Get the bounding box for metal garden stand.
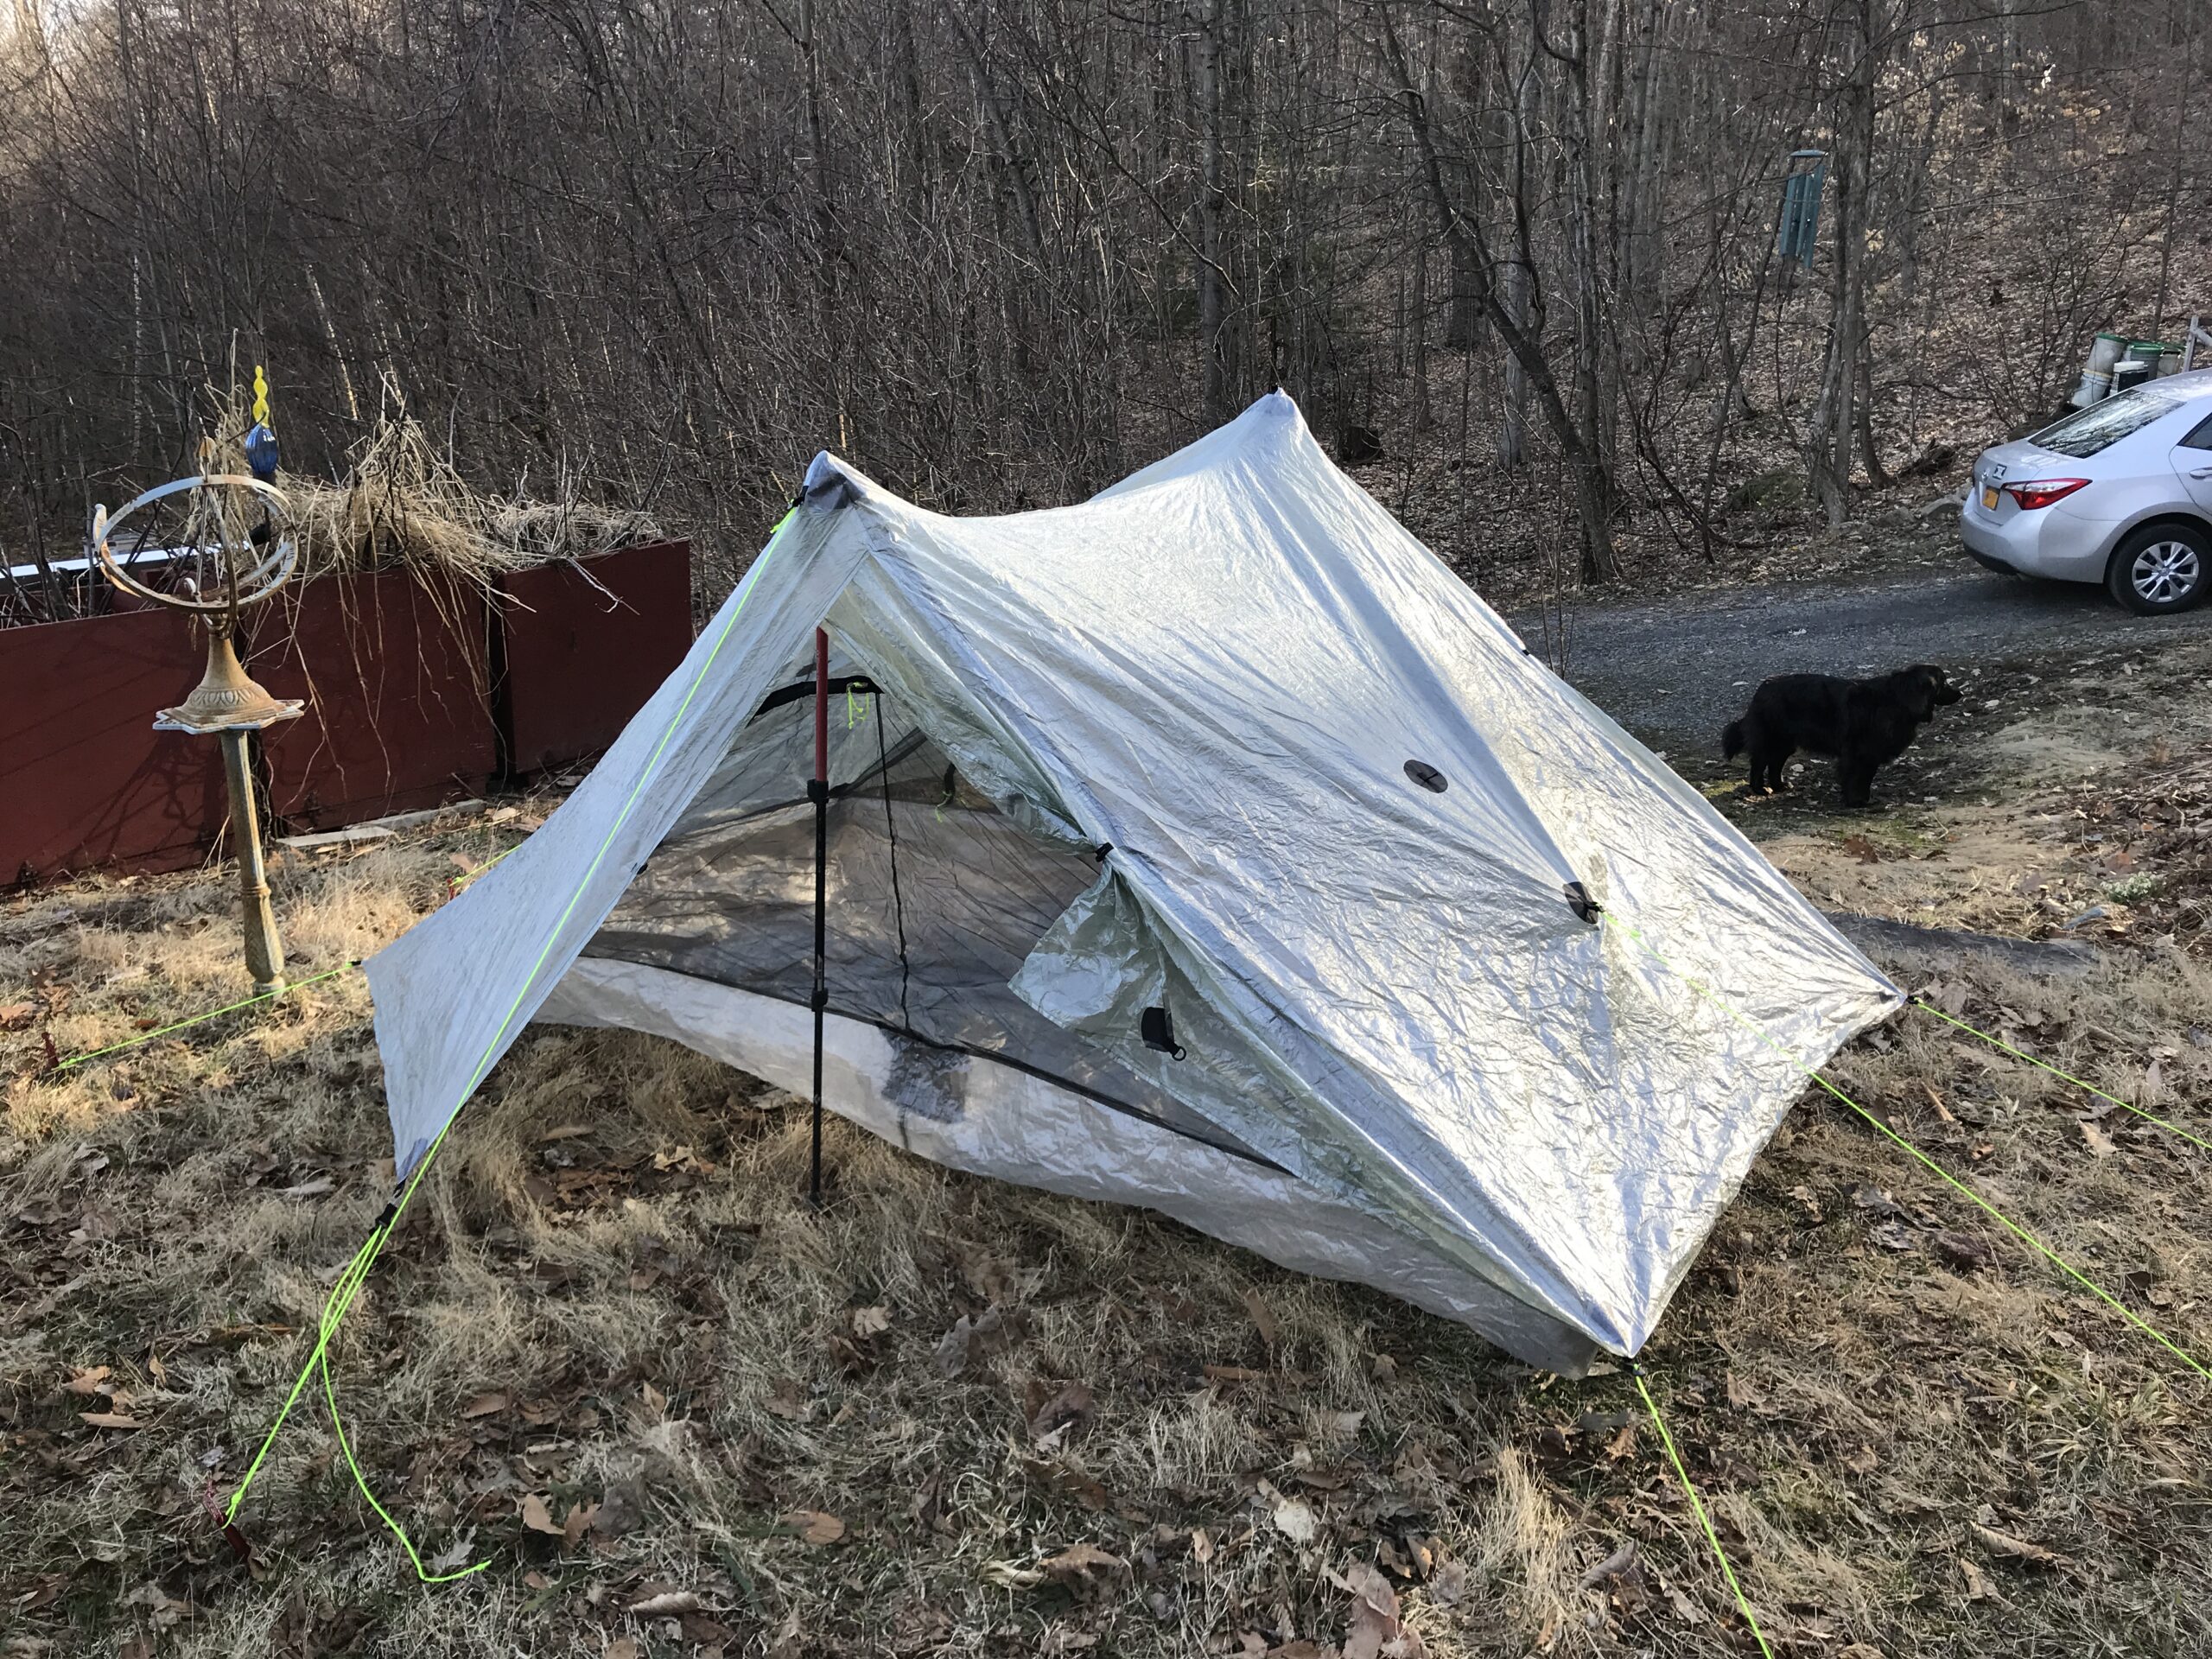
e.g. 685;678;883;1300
92;465;303;992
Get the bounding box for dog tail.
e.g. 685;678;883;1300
1721;718;1745;760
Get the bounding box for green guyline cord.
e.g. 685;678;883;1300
1606;914;2210;1385
223;505;800;1575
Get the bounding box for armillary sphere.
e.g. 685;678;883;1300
92;461;304;990
92;468;304;733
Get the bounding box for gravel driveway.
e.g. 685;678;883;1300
1522;565;2212;749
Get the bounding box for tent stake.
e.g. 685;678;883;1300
808;626;830;1206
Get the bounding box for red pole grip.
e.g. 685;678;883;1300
813;627;830;783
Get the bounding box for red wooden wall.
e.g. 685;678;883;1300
0;542;691;883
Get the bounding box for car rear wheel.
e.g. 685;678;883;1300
2107;524;2212;614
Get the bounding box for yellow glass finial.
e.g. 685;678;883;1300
251;365;271;430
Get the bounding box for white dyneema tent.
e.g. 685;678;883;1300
366;393;1899;1373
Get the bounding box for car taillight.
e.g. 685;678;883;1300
2001;478;2088;511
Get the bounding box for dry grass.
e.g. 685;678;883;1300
7;690;2212;1656
187;374;661;601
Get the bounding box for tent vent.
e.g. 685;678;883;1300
1403;759;1448;793
1141;1006;1187;1061
1563;881;1603;924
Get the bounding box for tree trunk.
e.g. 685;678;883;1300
1805;0;1877;529
1194;0;1230;422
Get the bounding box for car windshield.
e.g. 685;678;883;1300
2031;385;2191;457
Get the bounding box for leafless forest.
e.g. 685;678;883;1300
2;0;2206;592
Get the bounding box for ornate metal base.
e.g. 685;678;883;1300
152;629;303;735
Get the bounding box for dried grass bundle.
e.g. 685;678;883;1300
201;373;661;594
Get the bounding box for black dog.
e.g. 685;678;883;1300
1721;664;1961;807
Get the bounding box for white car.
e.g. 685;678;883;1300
1961;370;2212;613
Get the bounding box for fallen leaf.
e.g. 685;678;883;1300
1204;1363;1267;1383
461;1390;512;1420
1027;1380;1096;1447
1268;1486;1319;1544
62;1365;112;1395
0;1001;35;1030
518;1492;563;1535
1844;1445;1881;1475
1041;1541;1127;1593
1932;1231;1994;1273
1972;1522;2067;1571
2078;1119;2116;1158
782;1509;846;1545
851;1304;893;1338
1841;833;1882;863
1191;1526;1215;1565
1243;1287;1281;1348
279;1175;336;1199
605;1641;641;1659
1578;1541;1637;1588
562;1501;598;1546
762;1376;811;1420
426;1529;478;1572
629;1587;702;1615
1339;1560;1425;1659
1958;1555;1999;1601
79;1411;142;1429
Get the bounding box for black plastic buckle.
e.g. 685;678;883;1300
1141;1006;1187;1062
1564;881;1603;925
805;779;830;807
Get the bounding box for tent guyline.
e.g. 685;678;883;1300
50;960;359;1073
48;842;525;1077
1632;1365;1777;1659
224;505;804;1546
1910;999;2212;1155
1606;914;2212;1386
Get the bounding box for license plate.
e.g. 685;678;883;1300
1981;485;2000;509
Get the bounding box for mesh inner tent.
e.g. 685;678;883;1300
583;685;1264;1162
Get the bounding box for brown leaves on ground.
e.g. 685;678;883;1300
780;1509;846;1545
929;1302;1026;1378
1971;1521;2073;1575
517;1493;595;1546
1334;1560;1427;1659
1026;1378;1095;1448
1040;1541;1128;1596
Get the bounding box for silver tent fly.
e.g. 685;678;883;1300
365;392;1898;1373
